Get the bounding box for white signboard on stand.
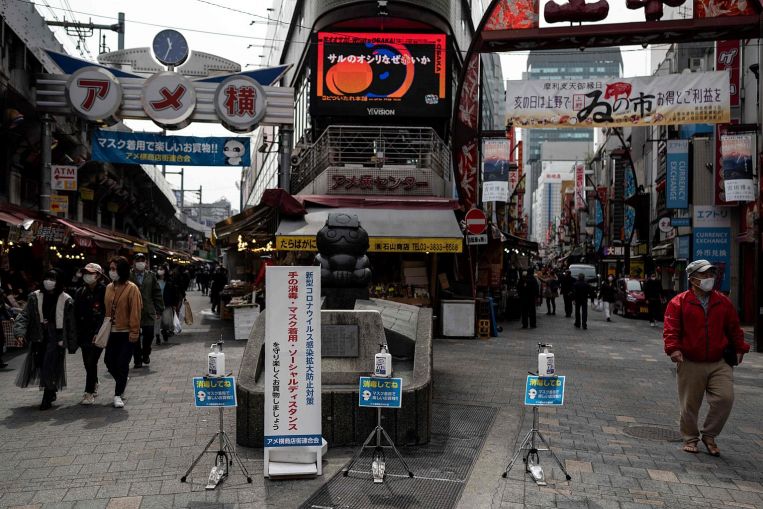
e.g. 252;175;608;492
264;266;323;477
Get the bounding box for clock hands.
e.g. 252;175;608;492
164;37;173;60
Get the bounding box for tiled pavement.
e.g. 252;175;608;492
0;294;762;508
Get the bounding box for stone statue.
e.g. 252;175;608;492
315;213;371;309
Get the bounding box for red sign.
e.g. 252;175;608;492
465;208;487;235
716;40;740;107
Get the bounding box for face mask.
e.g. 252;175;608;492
608;276;613;281
76;272;82;278
696;277;715;292
109;270;119;282
43;279;56;291
83;274;97;285
522;271;528;277
157;269;165;276
134;262;146;271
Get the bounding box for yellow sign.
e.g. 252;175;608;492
276;236;462;254
80;187;94;201
369;237;462;253
50;194;69;214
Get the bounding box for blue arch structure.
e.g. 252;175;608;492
451;0;763;211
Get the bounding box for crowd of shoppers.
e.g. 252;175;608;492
4;256;206;410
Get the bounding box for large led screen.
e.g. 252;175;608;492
313;32;449;118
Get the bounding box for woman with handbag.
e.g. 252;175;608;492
74;263;107;405
104;256;143;409
13;269;77;410
156;264;179;345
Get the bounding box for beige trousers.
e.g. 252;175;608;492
676;359;734;442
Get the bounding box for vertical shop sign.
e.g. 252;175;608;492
482;138;510;202
264;266;322;448
666;140;689;209
574;163;585;210
720;133;755;202
716;40;741;107
692;206;731;291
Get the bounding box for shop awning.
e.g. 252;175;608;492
276;207;463;253
54;218;124;250
500;231;539;253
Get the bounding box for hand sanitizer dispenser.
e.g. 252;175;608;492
538;344;555;377
374;343;392;378
208;342;225;377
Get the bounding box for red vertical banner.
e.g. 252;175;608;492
716;40;740;107
574;163;585;210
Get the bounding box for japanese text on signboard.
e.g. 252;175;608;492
264;267;321;448
506;72;730;128
91;130;251;167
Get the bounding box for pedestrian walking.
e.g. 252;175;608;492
210;267;228;314
560;269;574;318
517;269;539;328
156;264;179;344
644;273;663;327
598;276;616;322
130;253;163;367
13;269;77;410
104;256;142;409
663;259;749;456
573;273;590;329
74;263;107;405
541;270;559;315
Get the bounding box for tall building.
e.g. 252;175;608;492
521;48;623;240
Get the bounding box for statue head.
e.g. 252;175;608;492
316;213;369;255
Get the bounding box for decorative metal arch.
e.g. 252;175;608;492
451;0;763;211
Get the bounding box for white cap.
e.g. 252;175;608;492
686;259;714;277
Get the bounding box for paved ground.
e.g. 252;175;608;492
0;293;762;509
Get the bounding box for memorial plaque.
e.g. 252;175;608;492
321;325;359;357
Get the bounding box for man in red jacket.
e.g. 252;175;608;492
663;259;750;457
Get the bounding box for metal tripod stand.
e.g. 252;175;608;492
502;405;571;484
181;406;253;489
343;407;414;483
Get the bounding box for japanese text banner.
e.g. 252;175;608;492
264;267;322;448
91;130;251;167
506;72;730;129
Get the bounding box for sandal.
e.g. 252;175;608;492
682;441;699;454
701;436;721;457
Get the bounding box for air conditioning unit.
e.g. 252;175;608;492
689;57;704;72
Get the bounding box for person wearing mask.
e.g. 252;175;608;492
130;253;163;368
598;276;616;322
517;269;539;329
104;256;142;408
74;263;107;405
644;273;663;327
156;264;179;345
559;270;575;318
663;260;749;456
573;273;591;330
14;269;77;410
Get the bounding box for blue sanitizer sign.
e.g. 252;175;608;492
193;376;237;407
358;377;403;408
524;376;565;406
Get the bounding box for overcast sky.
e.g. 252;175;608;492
37;0;688;209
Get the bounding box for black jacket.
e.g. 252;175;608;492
159;279;180;308
518;275;539;299
74;282;107;345
560;274;575;295
573;280;591;303
644;279;662;300
598;282;616;303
